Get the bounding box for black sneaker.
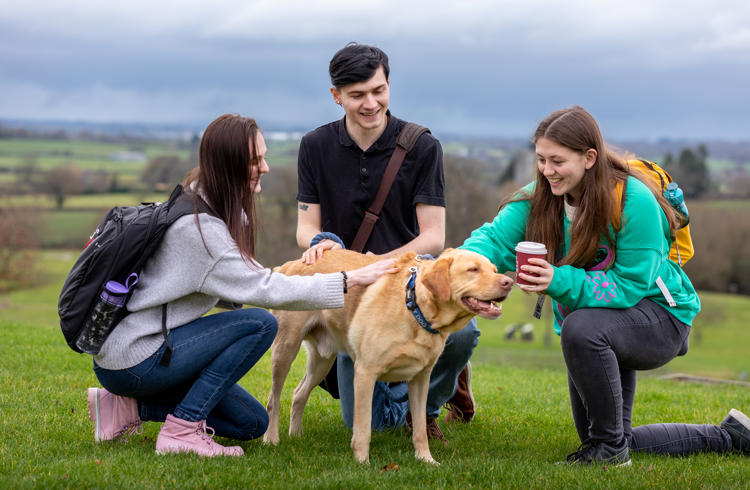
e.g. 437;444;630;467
720;408;750;454
565;439;632;467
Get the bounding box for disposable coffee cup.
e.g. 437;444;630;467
515;241;547;286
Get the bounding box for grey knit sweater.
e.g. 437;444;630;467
94;213;344;370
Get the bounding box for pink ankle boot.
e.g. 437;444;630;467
155;414;244;457
87;387;143;442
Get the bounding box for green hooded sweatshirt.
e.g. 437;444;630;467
460;176;700;335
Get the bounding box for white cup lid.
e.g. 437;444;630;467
515;241;547;254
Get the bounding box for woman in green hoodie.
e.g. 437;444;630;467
461;106;749;465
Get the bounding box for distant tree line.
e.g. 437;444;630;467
662;144;711;198
1;135;747;210
0;124;199;147
0;139;199;208
3;158;139;209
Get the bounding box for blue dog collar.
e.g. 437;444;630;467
405;267;439;334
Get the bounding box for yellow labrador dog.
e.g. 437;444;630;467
263;248;513;465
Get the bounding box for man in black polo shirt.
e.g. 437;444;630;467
296;43;479;437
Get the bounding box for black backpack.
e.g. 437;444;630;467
58;184;209;365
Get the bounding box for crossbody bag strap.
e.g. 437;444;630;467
350;122;429;253
158;303;173;366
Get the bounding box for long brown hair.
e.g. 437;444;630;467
183;114;260;261
507;106;677;268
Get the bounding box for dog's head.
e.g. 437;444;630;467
417;248;513;321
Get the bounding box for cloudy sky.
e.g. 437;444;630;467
1;0;749;140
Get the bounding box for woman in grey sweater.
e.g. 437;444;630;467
86;114;396;457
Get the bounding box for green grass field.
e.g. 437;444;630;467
0;154;147;173
1;252;749;488
0;138;188;189
0;137;295;174
0;138;189;160
4;191;168;209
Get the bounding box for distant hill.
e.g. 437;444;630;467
2;119;750;165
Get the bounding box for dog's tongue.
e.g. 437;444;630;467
465;296;502;319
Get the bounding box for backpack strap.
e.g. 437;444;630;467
155;184;214;366
638;159;671;187
350;122;430;253
612;177;628;232
159;304;173;366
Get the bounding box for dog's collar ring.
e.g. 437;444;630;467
405;267;439;335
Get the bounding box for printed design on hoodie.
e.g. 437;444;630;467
586;271;617;303
589;245;613;272
557;303;571;318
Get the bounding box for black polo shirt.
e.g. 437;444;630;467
297;113;445;255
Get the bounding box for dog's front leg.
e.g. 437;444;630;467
407;369;439;465
351;366;377;464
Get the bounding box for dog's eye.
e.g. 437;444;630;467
468;267;479;273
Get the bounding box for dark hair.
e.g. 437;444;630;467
503;106;677;268
183;114;260;261
329;42;390;88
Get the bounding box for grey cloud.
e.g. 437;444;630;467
2;1;750;139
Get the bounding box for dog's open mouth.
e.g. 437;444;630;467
461;296;505;319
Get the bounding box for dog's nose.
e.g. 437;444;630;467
497;275;513;289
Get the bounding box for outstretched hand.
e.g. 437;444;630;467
302;239;343;265
518;257;554;293
345;258;399;288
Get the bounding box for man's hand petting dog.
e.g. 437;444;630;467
302;239;342;265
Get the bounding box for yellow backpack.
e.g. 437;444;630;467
612;159;694;266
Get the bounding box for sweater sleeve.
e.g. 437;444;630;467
459;185;533;273
199;248;345;310
150;214;345;311
545;179;669;309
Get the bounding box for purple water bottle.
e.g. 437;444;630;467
75;273;138;354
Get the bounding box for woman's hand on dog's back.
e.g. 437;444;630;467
345;259;399;288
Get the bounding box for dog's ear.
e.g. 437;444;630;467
421;257;453;302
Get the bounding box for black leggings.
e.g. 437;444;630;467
562;299;732;455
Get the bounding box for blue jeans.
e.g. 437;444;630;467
93;308;278;440
337;317;480;430
562;299;733;455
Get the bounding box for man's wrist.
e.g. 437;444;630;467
310;232;345;249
